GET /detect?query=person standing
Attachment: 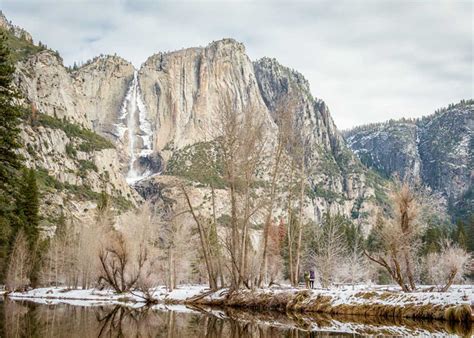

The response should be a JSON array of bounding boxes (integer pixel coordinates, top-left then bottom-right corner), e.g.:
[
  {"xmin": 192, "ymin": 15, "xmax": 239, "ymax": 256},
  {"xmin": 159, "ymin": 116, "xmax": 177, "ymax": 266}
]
[
  {"xmin": 304, "ymin": 271, "xmax": 310, "ymax": 288},
  {"xmin": 309, "ymin": 269, "xmax": 315, "ymax": 289}
]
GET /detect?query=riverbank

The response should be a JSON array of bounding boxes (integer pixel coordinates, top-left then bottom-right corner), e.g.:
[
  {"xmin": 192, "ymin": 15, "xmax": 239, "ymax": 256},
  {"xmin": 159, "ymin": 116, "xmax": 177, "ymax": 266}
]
[
  {"xmin": 5, "ymin": 297, "xmax": 472, "ymax": 337},
  {"xmin": 6, "ymin": 285, "xmax": 473, "ymax": 322},
  {"xmin": 192, "ymin": 287, "xmax": 473, "ymax": 323}
]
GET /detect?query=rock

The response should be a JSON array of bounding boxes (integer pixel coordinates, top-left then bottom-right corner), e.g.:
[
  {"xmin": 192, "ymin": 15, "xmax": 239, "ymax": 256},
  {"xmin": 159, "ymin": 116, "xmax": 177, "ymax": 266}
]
[
  {"xmin": 0, "ymin": 10, "xmax": 33, "ymax": 43},
  {"xmin": 254, "ymin": 57, "xmax": 378, "ymax": 228},
  {"xmin": 138, "ymin": 39, "xmax": 276, "ymax": 151},
  {"xmin": 73, "ymin": 55, "xmax": 135, "ymax": 137},
  {"xmin": 15, "ymin": 50, "xmax": 92, "ymax": 127},
  {"xmin": 344, "ymin": 100, "xmax": 473, "ymax": 221},
  {"xmin": 7, "ymin": 12, "xmax": 381, "ymax": 232}
]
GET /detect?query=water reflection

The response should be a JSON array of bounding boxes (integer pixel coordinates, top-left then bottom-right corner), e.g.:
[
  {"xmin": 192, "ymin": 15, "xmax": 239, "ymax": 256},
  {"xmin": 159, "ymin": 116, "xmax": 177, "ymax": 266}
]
[{"xmin": 0, "ymin": 298, "xmax": 471, "ymax": 337}]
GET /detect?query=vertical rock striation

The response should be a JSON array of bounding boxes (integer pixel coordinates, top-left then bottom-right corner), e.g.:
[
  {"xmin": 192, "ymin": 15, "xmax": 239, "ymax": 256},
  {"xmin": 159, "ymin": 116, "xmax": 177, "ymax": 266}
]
[{"xmin": 138, "ymin": 39, "xmax": 276, "ymax": 153}]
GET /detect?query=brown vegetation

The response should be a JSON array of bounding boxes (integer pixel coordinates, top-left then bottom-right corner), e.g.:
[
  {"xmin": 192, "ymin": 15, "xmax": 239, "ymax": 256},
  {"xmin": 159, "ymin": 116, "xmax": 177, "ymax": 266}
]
[{"xmin": 188, "ymin": 289, "xmax": 473, "ymax": 323}]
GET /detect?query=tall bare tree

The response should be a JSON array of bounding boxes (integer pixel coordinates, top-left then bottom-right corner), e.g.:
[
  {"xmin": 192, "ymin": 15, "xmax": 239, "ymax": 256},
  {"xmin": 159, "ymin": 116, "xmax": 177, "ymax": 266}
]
[
  {"xmin": 5, "ymin": 229, "xmax": 31, "ymax": 291},
  {"xmin": 181, "ymin": 185, "xmax": 219, "ymax": 290},
  {"xmin": 258, "ymin": 97, "xmax": 296, "ymax": 287},
  {"xmin": 214, "ymin": 95, "xmax": 266, "ymax": 290},
  {"xmin": 364, "ymin": 181, "xmax": 429, "ymax": 292},
  {"xmin": 278, "ymin": 105, "xmax": 308, "ymax": 287}
]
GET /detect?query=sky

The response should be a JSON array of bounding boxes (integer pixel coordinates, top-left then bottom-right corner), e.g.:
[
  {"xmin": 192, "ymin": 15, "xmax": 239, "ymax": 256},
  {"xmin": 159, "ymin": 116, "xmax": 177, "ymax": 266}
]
[{"xmin": 1, "ymin": 0, "xmax": 472, "ymax": 129}]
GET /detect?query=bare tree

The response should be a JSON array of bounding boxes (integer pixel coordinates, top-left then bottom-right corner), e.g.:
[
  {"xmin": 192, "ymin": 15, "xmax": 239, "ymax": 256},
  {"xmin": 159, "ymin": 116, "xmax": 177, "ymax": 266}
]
[
  {"xmin": 364, "ymin": 181, "xmax": 428, "ymax": 292},
  {"xmin": 160, "ymin": 205, "xmax": 192, "ymax": 291},
  {"xmin": 266, "ymin": 219, "xmax": 285, "ymax": 285},
  {"xmin": 340, "ymin": 233, "xmax": 369, "ymax": 288},
  {"xmin": 292, "ymin": 142, "xmax": 307, "ymax": 286},
  {"xmin": 6, "ymin": 230, "xmax": 31, "ymax": 291},
  {"xmin": 98, "ymin": 231, "xmax": 147, "ymax": 293},
  {"xmin": 425, "ymin": 240, "xmax": 472, "ymax": 292},
  {"xmin": 309, "ymin": 213, "xmax": 348, "ymax": 288},
  {"xmin": 258, "ymin": 96, "xmax": 296, "ymax": 287},
  {"xmin": 214, "ymin": 95, "xmax": 266, "ymax": 290},
  {"xmin": 98, "ymin": 203, "xmax": 161, "ymax": 294},
  {"xmin": 181, "ymin": 185, "xmax": 218, "ymax": 290},
  {"xmin": 274, "ymin": 101, "xmax": 308, "ymax": 287}
]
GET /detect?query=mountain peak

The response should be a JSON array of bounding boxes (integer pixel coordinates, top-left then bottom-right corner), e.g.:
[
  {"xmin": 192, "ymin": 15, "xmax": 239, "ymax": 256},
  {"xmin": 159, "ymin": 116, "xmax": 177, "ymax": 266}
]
[
  {"xmin": 206, "ymin": 38, "xmax": 245, "ymax": 51},
  {"xmin": 0, "ymin": 11, "xmax": 33, "ymax": 43}
]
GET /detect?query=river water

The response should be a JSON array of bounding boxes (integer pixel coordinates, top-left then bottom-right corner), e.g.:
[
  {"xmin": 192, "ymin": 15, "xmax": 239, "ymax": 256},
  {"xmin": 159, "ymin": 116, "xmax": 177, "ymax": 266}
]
[{"xmin": 0, "ymin": 299, "xmax": 470, "ymax": 337}]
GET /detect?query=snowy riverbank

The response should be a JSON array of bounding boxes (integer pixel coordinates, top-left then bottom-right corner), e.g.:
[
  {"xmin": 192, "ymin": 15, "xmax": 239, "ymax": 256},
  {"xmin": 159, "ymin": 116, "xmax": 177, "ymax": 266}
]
[{"xmin": 5, "ymin": 284, "xmax": 473, "ymax": 322}]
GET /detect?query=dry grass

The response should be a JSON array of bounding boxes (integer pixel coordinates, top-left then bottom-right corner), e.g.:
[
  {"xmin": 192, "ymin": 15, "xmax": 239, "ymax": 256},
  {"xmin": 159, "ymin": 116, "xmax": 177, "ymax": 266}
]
[
  {"xmin": 354, "ymin": 291, "xmax": 378, "ymax": 299},
  {"xmin": 190, "ymin": 289, "xmax": 473, "ymax": 324},
  {"xmin": 444, "ymin": 305, "xmax": 472, "ymax": 322},
  {"xmin": 202, "ymin": 301, "xmax": 474, "ymax": 336}
]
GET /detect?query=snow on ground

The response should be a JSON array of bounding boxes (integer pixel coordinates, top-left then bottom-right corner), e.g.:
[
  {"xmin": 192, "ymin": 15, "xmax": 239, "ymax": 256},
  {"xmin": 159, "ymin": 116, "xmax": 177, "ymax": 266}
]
[
  {"xmin": 5, "ymin": 284, "xmax": 473, "ymax": 308},
  {"xmin": 7, "ymin": 284, "xmax": 209, "ymax": 304},
  {"xmin": 311, "ymin": 285, "xmax": 473, "ymax": 307}
]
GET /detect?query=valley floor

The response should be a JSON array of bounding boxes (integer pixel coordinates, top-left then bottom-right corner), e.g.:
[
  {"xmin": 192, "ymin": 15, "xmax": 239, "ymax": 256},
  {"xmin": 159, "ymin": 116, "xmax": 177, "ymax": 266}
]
[{"xmin": 5, "ymin": 284, "xmax": 473, "ymax": 322}]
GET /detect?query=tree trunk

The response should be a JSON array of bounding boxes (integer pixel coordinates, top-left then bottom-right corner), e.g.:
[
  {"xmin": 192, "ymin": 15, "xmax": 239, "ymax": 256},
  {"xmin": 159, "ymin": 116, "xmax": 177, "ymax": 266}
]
[
  {"xmin": 211, "ymin": 185, "xmax": 225, "ymax": 288},
  {"xmin": 182, "ymin": 186, "xmax": 217, "ymax": 290},
  {"xmin": 293, "ymin": 158, "xmax": 305, "ymax": 286},
  {"xmin": 440, "ymin": 270, "xmax": 457, "ymax": 292},
  {"xmin": 168, "ymin": 248, "xmax": 173, "ymax": 291},
  {"xmin": 229, "ymin": 178, "xmax": 240, "ymax": 289},
  {"xmin": 258, "ymin": 141, "xmax": 284, "ymax": 287},
  {"xmin": 287, "ymin": 163, "xmax": 296, "ymax": 286}
]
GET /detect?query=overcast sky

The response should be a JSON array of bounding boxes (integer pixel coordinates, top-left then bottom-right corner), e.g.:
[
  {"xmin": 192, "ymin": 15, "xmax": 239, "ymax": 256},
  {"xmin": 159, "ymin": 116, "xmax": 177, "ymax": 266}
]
[{"xmin": 1, "ymin": 0, "xmax": 472, "ymax": 129}]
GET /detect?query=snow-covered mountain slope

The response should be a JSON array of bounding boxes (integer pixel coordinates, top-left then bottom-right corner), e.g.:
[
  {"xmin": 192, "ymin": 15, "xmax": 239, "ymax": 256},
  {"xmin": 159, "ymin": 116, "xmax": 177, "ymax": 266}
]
[{"xmin": 344, "ymin": 100, "xmax": 473, "ymax": 221}]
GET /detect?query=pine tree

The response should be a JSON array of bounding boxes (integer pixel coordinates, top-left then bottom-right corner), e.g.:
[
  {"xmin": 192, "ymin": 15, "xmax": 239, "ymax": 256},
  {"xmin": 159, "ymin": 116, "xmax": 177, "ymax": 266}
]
[
  {"xmin": 454, "ymin": 220, "xmax": 467, "ymax": 249},
  {"xmin": 17, "ymin": 168, "xmax": 40, "ymax": 246},
  {"xmin": 0, "ymin": 31, "xmax": 24, "ymax": 281},
  {"xmin": 16, "ymin": 168, "xmax": 41, "ymax": 286},
  {"xmin": 0, "ymin": 32, "xmax": 23, "ymax": 193},
  {"xmin": 467, "ymin": 215, "xmax": 474, "ymax": 253}
]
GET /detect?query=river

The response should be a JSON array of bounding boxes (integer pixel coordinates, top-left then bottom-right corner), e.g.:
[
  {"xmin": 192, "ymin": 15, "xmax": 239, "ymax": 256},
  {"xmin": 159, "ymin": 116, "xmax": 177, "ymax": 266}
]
[{"xmin": 0, "ymin": 299, "xmax": 470, "ymax": 337}]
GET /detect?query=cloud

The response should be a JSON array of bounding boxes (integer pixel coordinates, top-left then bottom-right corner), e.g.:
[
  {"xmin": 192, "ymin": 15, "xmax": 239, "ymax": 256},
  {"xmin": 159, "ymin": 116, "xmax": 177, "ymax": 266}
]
[{"xmin": 1, "ymin": 0, "xmax": 472, "ymax": 129}]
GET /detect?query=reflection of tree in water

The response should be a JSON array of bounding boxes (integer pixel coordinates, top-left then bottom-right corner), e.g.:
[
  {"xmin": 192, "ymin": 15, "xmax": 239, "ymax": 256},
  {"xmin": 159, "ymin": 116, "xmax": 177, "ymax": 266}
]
[
  {"xmin": 220, "ymin": 307, "xmax": 473, "ymax": 337},
  {"xmin": 3, "ymin": 299, "xmax": 48, "ymax": 337},
  {"xmin": 97, "ymin": 306, "xmax": 135, "ymax": 337},
  {"xmin": 97, "ymin": 305, "xmax": 175, "ymax": 337},
  {"xmin": 3, "ymin": 299, "xmax": 100, "ymax": 337},
  {"xmin": 1, "ymin": 300, "xmax": 472, "ymax": 337}
]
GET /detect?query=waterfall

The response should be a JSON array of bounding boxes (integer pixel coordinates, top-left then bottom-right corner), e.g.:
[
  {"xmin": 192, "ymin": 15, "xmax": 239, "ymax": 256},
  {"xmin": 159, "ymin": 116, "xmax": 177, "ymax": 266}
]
[{"xmin": 116, "ymin": 70, "xmax": 153, "ymax": 184}]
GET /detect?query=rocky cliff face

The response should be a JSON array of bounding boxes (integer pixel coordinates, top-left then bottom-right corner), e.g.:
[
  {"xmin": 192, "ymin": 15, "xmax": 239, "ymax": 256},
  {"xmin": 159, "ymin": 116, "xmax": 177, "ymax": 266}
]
[
  {"xmin": 344, "ymin": 100, "xmax": 473, "ymax": 221},
  {"xmin": 138, "ymin": 39, "xmax": 275, "ymax": 154},
  {"xmin": 135, "ymin": 53, "xmax": 379, "ymax": 229},
  {"xmin": 253, "ymin": 58, "xmax": 377, "ymax": 223},
  {"xmin": 19, "ymin": 121, "xmax": 139, "ymax": 234},
  {"xmin": 73, "ymin": 56, "xmax": 135, "ymax": 137},
  {"xmin": 5, "ymin": 15, "xmax": 382, "ymax": 232},
  {"xmin": 15, "ymin": 51, "xmax": 135, "ymax": 134},
  {"xmin": 9, "ymin": 35, "xmax": 140, "ymax": 225},
  {"xmin": 0, "ymin": 11, "xmax": 32, "ymax": 43},
  {"xmin": 344, "ymin": 121, "xmax": 422, "ymax": 182},
  {"xmin": 15, "ymin": 51, "xmax": 92, "ymax": 127}
]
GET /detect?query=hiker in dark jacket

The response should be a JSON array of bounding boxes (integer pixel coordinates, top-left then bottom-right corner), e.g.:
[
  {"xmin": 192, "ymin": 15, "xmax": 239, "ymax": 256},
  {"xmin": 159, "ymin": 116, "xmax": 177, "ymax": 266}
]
[{"xmin": 309, "ymin": 270, "xmax": 315, "ymax": 289}]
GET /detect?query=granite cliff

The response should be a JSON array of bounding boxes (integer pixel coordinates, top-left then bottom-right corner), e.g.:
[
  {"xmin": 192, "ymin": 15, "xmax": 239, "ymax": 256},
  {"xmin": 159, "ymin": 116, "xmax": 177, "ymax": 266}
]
[
  {"xmin": 344, "ymin": 101, "xmax": 473, "ymax": 222},
  {"xmin": 4, "ymin": 15, "xmax": 386, "ymax": 232}
]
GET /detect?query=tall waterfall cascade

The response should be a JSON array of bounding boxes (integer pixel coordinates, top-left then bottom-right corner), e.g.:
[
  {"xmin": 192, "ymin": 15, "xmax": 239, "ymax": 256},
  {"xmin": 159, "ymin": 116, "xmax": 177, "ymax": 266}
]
[{"xmin": 116, "ymin": 70, "xmax": 153, "ymax": 184}]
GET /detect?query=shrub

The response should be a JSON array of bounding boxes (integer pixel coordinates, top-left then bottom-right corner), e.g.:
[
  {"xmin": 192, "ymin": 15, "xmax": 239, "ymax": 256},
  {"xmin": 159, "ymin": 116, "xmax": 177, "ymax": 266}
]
[
  {"xmin": 77, "ymin": 159, "xmax": 98, "ymax": 178},
  {"xmin": 65, "ymin": 143, "xmax": 77, "ymax": 158}
]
